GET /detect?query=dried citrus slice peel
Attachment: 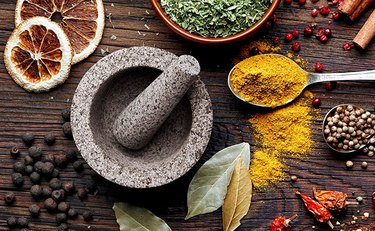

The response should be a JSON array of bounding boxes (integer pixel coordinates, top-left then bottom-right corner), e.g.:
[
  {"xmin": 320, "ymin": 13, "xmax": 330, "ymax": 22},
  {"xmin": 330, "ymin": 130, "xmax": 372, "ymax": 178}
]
[
  {"xmin": 15, "ymin": 0, "xmax": 105, "ymax": 64},
  {"xmin": 4, "ymin": 17, "xmax": 73, "ymax": 92}
]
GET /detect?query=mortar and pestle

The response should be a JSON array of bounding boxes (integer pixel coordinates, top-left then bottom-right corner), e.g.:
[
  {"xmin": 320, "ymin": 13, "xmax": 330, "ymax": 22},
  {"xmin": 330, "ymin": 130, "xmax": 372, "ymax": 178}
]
[{"xmin": 71, "ymin": 47, "xmax": 213, "ymax": 188}]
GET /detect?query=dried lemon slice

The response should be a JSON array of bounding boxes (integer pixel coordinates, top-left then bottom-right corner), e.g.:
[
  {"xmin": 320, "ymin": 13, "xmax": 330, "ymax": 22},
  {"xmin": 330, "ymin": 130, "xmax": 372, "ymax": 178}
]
[
  {"xmin": 4, "ymin": 17, "xmax": 73, "ymax": 92},
  {"xmin": 15, "ymin": 0, "xmax": 105, "ymax": 64}
]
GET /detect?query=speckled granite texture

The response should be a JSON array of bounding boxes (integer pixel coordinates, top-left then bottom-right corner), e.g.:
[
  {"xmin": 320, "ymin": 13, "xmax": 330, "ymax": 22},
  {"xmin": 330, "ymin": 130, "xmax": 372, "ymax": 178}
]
[
  {"xmin": 113, "ymin": 55, "xmax": 200, "ymax": 150},
  {"xmin": 71, "ymin": 47, "xmax": 213, "ymax": 188}
]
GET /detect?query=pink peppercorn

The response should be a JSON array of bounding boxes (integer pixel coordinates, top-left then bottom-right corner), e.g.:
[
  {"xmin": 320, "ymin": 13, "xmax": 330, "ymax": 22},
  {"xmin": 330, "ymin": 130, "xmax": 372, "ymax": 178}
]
[
  {"xmin": 342, "ymin": 43, "xmax": 353, "ymax": 51},
  {"xmin": 312, "ymin": 98, "xmax": 321, "ymax": 108},
  {"xmin": 320, "ymin": 6, "xmax": 330, "ymax": 16},
  {"xmin": 312, "ymin": 8, "xmax": 319, "ymax": 17}
]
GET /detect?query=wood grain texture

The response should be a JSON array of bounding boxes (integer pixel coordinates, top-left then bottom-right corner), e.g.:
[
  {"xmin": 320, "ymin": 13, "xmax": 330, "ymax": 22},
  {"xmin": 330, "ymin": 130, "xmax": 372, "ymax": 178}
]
[{"xmin": 0, "ymin": 0, "xmax": 374, "ymax": 230}]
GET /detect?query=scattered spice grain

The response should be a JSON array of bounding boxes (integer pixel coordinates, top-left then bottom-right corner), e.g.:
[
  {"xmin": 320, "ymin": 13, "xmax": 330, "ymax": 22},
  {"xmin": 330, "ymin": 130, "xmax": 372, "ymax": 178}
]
[
  {"xmin": 10, "ymin": 146, "xmax": 20, "ymax": 159},
  {"xmin": 5, "ymin": 192, "xmax": 15, "ymax": 205},
  {"xmin": 44, "ymin": 133, "xmax": 56, "ymax": 145},
  {"xmin": 21, "ymin": 133, "xmax": 34, "ymax": 145},
  {"xmin": 7, "ymin": 216, "xmax": 17, "ymax": 227},
  {"xmin": 11, "ymin": 173, "xmax": 24, "ymax": 186},
  {"xmin": 29, "ymin": 204, "xmax": 41, "ymax": 217}
]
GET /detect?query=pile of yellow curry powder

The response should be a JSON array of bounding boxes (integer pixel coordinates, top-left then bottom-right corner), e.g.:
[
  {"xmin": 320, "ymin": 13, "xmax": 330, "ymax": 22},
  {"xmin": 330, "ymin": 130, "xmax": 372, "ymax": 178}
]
[{"xmin": 249, "ymin": 92, "xmax": 315, "ymax": 189}]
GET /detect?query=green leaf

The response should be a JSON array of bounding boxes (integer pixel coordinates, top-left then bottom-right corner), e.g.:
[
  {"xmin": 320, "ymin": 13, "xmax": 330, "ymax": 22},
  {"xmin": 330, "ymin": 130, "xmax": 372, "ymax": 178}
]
[
  {"xmin": 113, "ymin": 202, "xmax": 172, "ymax": 231},
  {"xmin": 185, "ymin": 143, "xmax": 251, "ymax": 220}
]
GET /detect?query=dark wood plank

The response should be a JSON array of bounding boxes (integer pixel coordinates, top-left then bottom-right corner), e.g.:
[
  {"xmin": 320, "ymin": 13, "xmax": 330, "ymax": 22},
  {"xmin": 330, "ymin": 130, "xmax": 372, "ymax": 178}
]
[{"xmin": 0, "ymin": 0, "xmax": 374, "ymax": 230}]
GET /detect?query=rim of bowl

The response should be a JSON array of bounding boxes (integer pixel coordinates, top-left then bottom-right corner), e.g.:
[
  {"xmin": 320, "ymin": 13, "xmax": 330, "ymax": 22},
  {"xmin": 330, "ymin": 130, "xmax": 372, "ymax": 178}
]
[{"xmin": 150, "ymin": 0, "xmax": 281, "ymax": 44}]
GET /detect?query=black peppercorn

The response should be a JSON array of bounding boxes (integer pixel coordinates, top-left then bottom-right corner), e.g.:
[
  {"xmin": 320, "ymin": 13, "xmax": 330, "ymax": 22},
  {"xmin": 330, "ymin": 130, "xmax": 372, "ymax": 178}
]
[
  {"xmin": 17, "ymin": 217, "xmax": 29, "ymax": 228},
  {"xmin": 67, "ymin": 208, "xmax": 78, "ymax": 219},
  {"xmin": 7, "ymin": 216, "xmax": 17, "ymax": 227},
  {"xmin": 42, "ymin": 162, "xmax": 55, "ymax": 176},
  {"xmin": 30, "ymin": 185, "xmax": 42, "ymax": 199},
  {"xmin": 250, "ymin": 47, "xmax": 260, "ymax": 56},
  {"xmin": 57, "ymin": 223, "xmax": 68, "ymax": 231},
  {"xmin": 10, "ymin": 146, "xmax": 20, "ymax": 159},
  {"xmin": 61, "ymin": 109, "xmax": 71, "ymax": 122},
  {"xmin": 83, "ymin": 210, "xmax": 93, "ymax": 221},
  {"xmin": 73, "ymin": 160, "xmax": 84, "ymax": 172},
  {"xmin": 21, "ymin": 133, "xmax": 34, "ymax": 146},
  {"xmin": 33, "ymin": 161, "xmax": 44, "ymax": 173},
  {"xmin": 24, "ymin": 165, "xmax": 33, "ymax": 175},
  {"xmin": 85, "ymin": 179, "xmax": 97, "ymax": 194},
  {"xmin": 62, "ymin": 181, "xmax": 75, "ymax": 194},
  {"xmin": 4, "ymin": 192, "xmax": 15, "ymax": 205},
  {"xmin": 41, "ymin": 185, "xmax": 53, "ymax": 198},
  {"xmin": 49, "ymin": 178, "xmax": 62, "ymax": 190},
  {"xmin": 77, "ymin": 187, "xmax": 88, "ymax": 200},
  {"xmin": 52, "ymin": 190, "xmax": 65, "ymax": 202},
  {"xmin": 42, "ymin": 153, "xmax": 55, "ymax": 164},
  {"xmin": 29, "ymin": 204, "xmax": 40, "ymax": 217},
  {"xmin": 65, "ymin": 149, "xmax": 77, "ymax": 162},
  {"xmin": 11, "ymin": 173, "xmax": 23, "ymax": 186},
  {"xmin": 44, "ymin": 198, "xmax": 57, "ymax": 211},
  {"xmin": 24, "ymin": 155, "xmax": 34, "ymax": 165},
  {"xmin": 57, "ymin": 201, "xmax": 70, "ymax": 213},
  {"xmin": 62, "ymin": 122, "xmax": 72, "ymax": 138},
  {"xmin": 55, "ymin": 154, "xmax": 68, "ymax": 167},
  {"xmin": 56, "ymin": 213, "xmax": 67, "ymax": 224},
  {"xmin": 44, "ymin": 133, "xmax": 56, "ymax": 145},
  {"xmin": 52, "ymin": 168, "xmax": 60, "ymax": 178},
  {"xmin": 13, "ymin": 161, "xmax": 25, "ymax": 173},
  {"xmin": 28, "ymin": 146, "xmax": 43, "ymax": 160},
  {"xmin": 30, "ymin": 172, "xmax": 41, "ymax": 184}
]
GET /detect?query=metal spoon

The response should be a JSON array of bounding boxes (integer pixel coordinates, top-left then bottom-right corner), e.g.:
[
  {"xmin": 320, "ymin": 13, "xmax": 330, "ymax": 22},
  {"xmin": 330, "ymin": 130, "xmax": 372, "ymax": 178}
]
[
  {"xmin": 322, "ymin": 104, "xmax": 375, "ymax": 154},
  {"xmin": 228, "ymin": 54, "xmax": 375, "ymax": 108}
]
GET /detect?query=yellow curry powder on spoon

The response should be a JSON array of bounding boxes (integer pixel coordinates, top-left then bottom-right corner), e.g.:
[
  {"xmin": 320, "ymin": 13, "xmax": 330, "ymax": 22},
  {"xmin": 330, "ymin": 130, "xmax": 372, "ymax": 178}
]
[
  {"xmin": 230, "ymin": 54, "xmax": 308, "ymax": 108},
  {"xmin": 249, "ymin": 92, "xmax": 314, "ymax": 189}
]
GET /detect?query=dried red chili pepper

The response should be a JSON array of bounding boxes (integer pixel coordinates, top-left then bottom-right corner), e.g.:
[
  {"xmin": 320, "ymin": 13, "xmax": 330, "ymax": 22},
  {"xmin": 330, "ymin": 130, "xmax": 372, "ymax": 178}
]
[
  {"xmin": 269, "ymin": 214, "xmax": 298, "ymax": 231},
  {"xmin": 296, "ymin": 191, "xmax": 334, "ymax": 229},
  {"xmin": 313, "ymin": 187, "xmax": 358, "ymax": 212}
]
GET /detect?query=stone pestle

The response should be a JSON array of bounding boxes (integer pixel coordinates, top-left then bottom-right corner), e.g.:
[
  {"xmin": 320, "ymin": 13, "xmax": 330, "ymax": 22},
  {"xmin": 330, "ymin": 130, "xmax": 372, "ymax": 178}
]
[{"xmin": 113, "ymin": 55, "xmax": 200, "ymax": 150}]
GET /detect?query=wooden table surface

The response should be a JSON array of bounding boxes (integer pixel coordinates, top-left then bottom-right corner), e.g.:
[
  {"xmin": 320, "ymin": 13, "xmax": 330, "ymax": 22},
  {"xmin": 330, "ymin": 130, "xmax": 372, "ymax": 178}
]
[{"xmin": 0, "ymin": 0, "xmax": 374, "ymax": 230}]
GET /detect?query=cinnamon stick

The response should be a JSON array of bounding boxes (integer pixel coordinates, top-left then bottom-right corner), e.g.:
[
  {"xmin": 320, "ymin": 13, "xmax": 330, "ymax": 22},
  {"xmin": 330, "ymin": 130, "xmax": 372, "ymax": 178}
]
[
  {"xmin": 338, "ymin": 0, "xmax": 362, "ymax": 15},
  {"xmin": 353, "ymin": 10, "xmax": 375, "ymax": 49},
  {"xmin": 349, "ymin": 0, "xmax": 374, "ymax": 21}
]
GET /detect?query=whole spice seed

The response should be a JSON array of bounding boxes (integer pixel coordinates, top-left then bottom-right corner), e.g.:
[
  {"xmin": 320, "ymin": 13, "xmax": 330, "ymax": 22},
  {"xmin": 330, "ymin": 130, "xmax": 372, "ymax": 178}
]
[
  {"xmin": 285, "ymin": 32, "xmax": 293, "ymax": 41},
  {"xmin": 45, "ymin": 198, "xmax": 57, "ymax": 211},
  {"xmin": 320, "ymin": 6, "xmax": 330, "ymax": 15},
  {"xmin": 361, "ymin": 161, "xmax": 368, "ymax": 169},
  {"xmin": 57, "ymin": 223, "xmax": 68, "ymax": 231},
  {"xmin": 332, "ymin": 11, "xmax": 341, "ymax": 20},
  {"xmin": 61, "ymin": 109, "xmax": 71, "ymax": 122},
  {"xmin": 296, "ymin": 191, "xmax": 334, "ymax": 228},
  {"xmin": 30, "ymin": 172, "xmax": 41, "ymax": 184},
  {"xmin": 284, "ymin": 0, "xmax": 292, "ymax": 4},
  {"xmin": 68, "ymin": 208, "xmax": 78, "ymax": 219},
  {"xmin": 10, "ymin": 146, "xmax": 20, "ymax": 159},
  {"xmin": 52, "ymin": 190, "xmax": 65, "ymax": 202},
  {"xmin": 17, "ymin": 217, "xmax": 29, "ymax": 228},
  {"xmin": 42, "ymin": 185, "xmax": 53, "ymax": 198},
  {"xmin": 24, "ymin": 155, "xmax": 33, "ymax": 165},
  {"xmin": 5, "ymin": 192, "xmax": 15, "ymax": 205},
  {"xmin": 346, "ymin": 160, "xmax": 354, "ymax": 168},
  {"xmin": 11, "ymin": 173, "xmax": 24, "ymax": 186},
  {"xmin": 312, "ymin": 98, "xmax": 321, "ymax": 108},
  {"xmin": 62, "ymin": 181, "xmax": 75, "ymax": 194},
  {"xmin": 315, "ymin": 62, "xmax": 324, "ymax": 72},
  {"xmin": 28, "ymin": 146, "xmax": 43, "ymax": 160},
  {"xmin": 34, "ymin": 161, "xmax": 44, "ymax": 173},
  {"xmin": 312, "ymin": 8, "xmax": 319, "ymax": 17},
  {"xmin": 343, "ymin": 43, "xmax": 353, "ymax": 51},
  {"xmin": 44, "ymin": 133, "xmax": 56, "ymax": 145},
  {"xmin": 292, "ymin": 42, "xmax": 301, "ymax": 52},
  {"xmin": 320, "ymin": 34, "xmax": 329, "ymax": 43},
  {"xmin": 160, "ymin": 0, "xmax": 271, "ymax": 38},
  {"xmin": 42, "ymin": 153, "xmax": 55, "ymax": 164},
  {"xmin": 57, "ymin": 202, "xmax": 70, "ymax": 213},
  {"xmin": 83, "ymin": 210, "xmax": 93, "ymax": 221},
  {"xmin": 56, "ymin": 213, "xmax": 67, "ymax": 224},
  {"xmin": 304, "ymin": 27, "xmax": 314, "ymax": 37},
  {"xmin": 62, "ymin": 122, "xmax": 72, "ymax": 138},
  {"xmin": 65, "ymin": 149, "xmax": 77, "ymax": 162},
  {"xmin": 30, "ymin": 185, "xmax": 42, "ymax": 199},
  {"xmin": 55, "ymin": 154, "xmax": 68, "ymax": 167},
  {"xmin": 13, "ymin": 161, "xmax": 25, "ymax": 173},
  {"xmin": 25, "ymin": 165, "xmax": 33, "ymax": 175},
  {"xmin": 52, "ymin": 169, "xmax": 60, "ymax": 178},
  {"xmin": 77, "ymin": 187, "xmax": 88, "ymax": 200},
  {"xmin": 292, "ymin": 29, "xmax": 299, "ymax": 38},
  {"xmin": 73, "ymin": 160, "xmax": 84, "ymax": 172},
  {"xmin": 356, "ymin": 196, "xmax": 363, "ymax": 202},
  {"xmin": 7, "ymin": 216, "xmax": 17, "ymax": 227},
  {"xmin": 298, "ymin": 0, "xmax": 306, "ymax": 5},
  {"xmin": 313, "ymin": 187, "xmax": 358, "ymax": 212},
  {"xmin": 21, "ymin": 133, "xmax": 34, "ymax": 145},
  {"xmin": 49, "ymin": 178, "xmax": 62, "ymax": 190},
  {"xmin": 29, "ymin": 204, "xmax": 41, "ymax": 217},
  {"xmin": 42, "ymin": 162, "xmax": 55, "ymax": 176},
  {"xmin": 269, "ymin": 214, "xmax": 298, "ymax": 231}
]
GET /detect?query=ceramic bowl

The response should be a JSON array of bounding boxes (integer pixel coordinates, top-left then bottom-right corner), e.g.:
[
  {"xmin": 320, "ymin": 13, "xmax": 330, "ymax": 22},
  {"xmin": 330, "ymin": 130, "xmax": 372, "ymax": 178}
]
[
  {"xmin": 71, "ymin": 47, "xmax": 213, "ymax": 188},
  {"xmin": 150, "ymin": 0, "xmax": 281, "ymax": 44}
]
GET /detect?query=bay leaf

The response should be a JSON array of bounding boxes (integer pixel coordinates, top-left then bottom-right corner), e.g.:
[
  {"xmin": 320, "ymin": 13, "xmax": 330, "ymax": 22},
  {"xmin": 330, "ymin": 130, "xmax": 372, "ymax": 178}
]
[
  {"xmin": 113, "ymin": 202, "xmax": 172, "ymax": 231},
  {"xmin": 186, "ymin": 142, "xmax": 251, "ymax": 219},
  {"xmin": 222, "ymin": 157, "xmax": 253, "ymax": 231}
]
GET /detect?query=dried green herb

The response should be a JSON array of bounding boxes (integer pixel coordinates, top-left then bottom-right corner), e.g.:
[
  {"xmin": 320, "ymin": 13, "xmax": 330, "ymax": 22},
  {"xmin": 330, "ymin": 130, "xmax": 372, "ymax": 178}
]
[{"xmin": 161, "ymin": 0, "xmax": 271, "ymax": 38}]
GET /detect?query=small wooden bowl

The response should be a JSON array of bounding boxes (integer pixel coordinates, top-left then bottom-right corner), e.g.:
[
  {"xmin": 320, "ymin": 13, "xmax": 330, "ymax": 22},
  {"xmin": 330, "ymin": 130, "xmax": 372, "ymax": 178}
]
[{"xmin": 150, "ymin": 0, "xmax": 281, "ymax": 44}]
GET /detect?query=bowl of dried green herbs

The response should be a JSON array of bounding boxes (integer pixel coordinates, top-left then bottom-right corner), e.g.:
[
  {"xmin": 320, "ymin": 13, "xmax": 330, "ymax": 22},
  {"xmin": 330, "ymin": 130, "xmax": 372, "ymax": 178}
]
[{"xmin": 151, "ymin": 0, "xmax": 280, "ymax": 44}]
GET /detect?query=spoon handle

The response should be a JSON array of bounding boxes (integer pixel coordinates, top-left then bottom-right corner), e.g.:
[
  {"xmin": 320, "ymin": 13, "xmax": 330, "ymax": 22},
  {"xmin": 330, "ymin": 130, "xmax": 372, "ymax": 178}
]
[{"xmin": 308, "ymin": 70, "xmax": 375, "ymax": 85}]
